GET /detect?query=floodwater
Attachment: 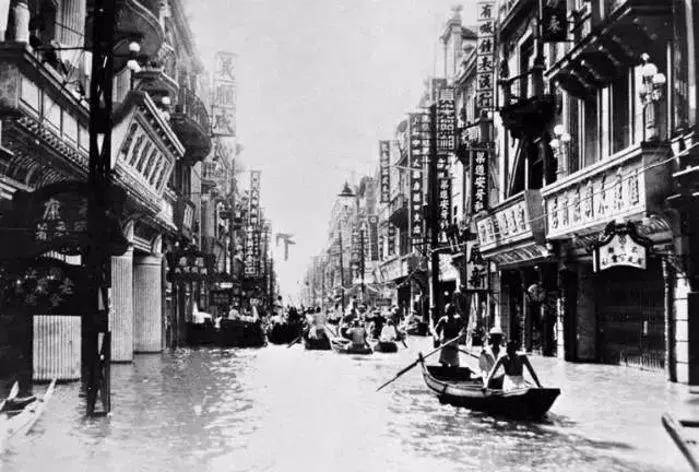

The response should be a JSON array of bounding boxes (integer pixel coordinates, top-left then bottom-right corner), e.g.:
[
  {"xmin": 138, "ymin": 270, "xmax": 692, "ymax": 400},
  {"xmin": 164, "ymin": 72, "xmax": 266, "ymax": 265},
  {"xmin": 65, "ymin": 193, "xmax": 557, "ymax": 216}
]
[{"xmin": 1, "ymin": 336, "xmax": 696, "ymax": 472}]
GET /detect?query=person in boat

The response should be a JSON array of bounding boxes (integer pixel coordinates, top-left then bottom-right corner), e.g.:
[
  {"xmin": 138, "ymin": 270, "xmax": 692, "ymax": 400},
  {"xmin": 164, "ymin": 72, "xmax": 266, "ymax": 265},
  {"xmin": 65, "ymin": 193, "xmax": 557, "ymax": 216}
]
[
  {"xmin": 308, "ymin": 308, "xmax": 329, "ymax": 341},
  {"xmin": 478, "ymin": 326, "xmax": 505, "ymax": 388},
  {"xmin": 432, "ymin": 304, "xmax": 465, "ymax": 368},
  {"xmin": 228, "ymin": 305, "xmax": 241, "ymax": 320},
  {"xmin": 379, "ymin": 319, "xmax": 398, "ymax": 343},
  {"xmin": 347, "ymin": 319, "xmax": 369, "ymax": 350},
  {"xmin": 368, "ymin": 310, "xmax": 384, "ymax": 339},
  {"xmin": 485, "ymin": 340, "xmax": 543, "ymax": 392}
]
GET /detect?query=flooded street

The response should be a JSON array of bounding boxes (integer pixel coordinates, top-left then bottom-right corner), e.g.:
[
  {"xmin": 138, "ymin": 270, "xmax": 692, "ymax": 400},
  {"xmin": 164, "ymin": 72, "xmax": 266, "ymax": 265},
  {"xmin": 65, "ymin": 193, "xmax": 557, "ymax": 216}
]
[{"xmin": 1, "ymin": 336, "xmax": 695, "ymax": 472}]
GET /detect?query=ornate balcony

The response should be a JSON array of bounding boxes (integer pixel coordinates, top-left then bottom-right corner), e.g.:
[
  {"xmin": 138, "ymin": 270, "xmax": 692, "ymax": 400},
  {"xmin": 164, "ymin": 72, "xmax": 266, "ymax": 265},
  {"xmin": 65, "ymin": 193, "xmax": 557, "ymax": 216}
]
[
  {"xmin": 86, "ymin": 0, "xmax": 165, "ymax": 71},
  {"xmin": 541, "ymin": 142, "xmax": 672, "ymax": 241},
  {"xmin": 475, "ymin": 190, "xmax": 549, "ymax": 266},
  {"xmin": 170, "ymin": 86, "xmax": 212, "ymax": 163},
  {"xmin": 547, "ymin": 0, "xmax": 672, "ymax": 100}
]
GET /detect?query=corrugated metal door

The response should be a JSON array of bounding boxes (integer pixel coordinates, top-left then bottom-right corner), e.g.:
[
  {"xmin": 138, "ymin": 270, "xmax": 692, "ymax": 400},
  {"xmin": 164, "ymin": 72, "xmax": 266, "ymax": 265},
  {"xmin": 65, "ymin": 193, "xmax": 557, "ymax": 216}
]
[{"xmin": 33, "ymin": 315, "xmax": 81, "ymax": 381}]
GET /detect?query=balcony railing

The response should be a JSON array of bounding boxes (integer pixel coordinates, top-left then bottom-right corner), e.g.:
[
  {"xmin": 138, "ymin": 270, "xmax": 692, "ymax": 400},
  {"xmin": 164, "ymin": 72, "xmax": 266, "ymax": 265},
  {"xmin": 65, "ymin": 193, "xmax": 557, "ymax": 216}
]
[
  {"xmin": 175, "ymin": 86, "xmax": 211, "ymax": 134},
  {"xmin": 171, "ymin": 86, "xmax": 212, "ymax": 162}
]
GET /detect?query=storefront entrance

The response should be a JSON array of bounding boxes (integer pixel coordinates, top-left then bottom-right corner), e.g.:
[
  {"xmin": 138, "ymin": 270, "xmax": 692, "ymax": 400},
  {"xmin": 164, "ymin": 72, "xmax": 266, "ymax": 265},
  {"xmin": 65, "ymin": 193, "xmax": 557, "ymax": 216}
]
[{"xmin": 595, "ymin": 259, "xmax": 664, "ymax": 371}]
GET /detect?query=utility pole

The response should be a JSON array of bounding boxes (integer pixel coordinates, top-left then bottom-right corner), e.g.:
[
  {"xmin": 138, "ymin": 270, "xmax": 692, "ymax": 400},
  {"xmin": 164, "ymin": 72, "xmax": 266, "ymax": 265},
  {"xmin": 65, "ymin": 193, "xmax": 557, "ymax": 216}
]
[
  {"xmin": 427, "ymin": 103, "xmax": 441, "ymax": 324},
  {"xmin": 360, "ymin": 224, "xmax": 366, "ymax": 303},
  {"xmin": 86, "ymin": 0, "xmax": 117, "ymax": 416},
  {"xmin": 338, "ymin": 228, "xmax": 345, "ymax": 312}
]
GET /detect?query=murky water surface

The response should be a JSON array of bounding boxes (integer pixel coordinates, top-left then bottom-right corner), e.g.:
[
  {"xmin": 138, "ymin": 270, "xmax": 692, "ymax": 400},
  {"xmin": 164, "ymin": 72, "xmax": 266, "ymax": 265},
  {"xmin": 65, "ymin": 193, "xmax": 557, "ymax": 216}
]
[{"xmin": 1, "ymin": 336, "xmax": 696, "ymax": 471}]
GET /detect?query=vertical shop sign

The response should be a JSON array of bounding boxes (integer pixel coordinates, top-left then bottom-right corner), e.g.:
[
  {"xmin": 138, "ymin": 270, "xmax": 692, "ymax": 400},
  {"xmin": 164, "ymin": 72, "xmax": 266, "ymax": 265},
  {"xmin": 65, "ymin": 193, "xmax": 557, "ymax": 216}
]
[
  {"xmin": 476, "ymin": 2, "xmax": 496, "ymax": 116},
  {"xmin": 409, "ymin": 112, "xmax": 429, "ymax": 247},
  {"xmin": 387, "ymin": 223, "xmax": 396, "ymax": 256},
  {"xmin": 470, "ymin": 148, "xmax": 489, "ymax": 213},
  {"xmin": 437, "ymin": 154, "xmax": 452, "ymax": 241},
  {"xmin": 245, "ymin": 171, "xmax": 262, "ymax": 277},
  {"xmin": 368, "ymin": 215, "xmax": 379, "ymax": 261},
  {"xmin": 436, "ymin": 86, "xmax": 457, "ymax": 154},
  {"xmin": 212, "ymin": 51, "xmax": 237, "ymax": 137},
  {"xmin": 379, "ymin": 141, "xmax": 391, "ymax": 203},
  {"xmin": 541, "ymin": 0, "xmax": 568, "ymax": 42},
  {"xmin": 464, "ymin": 242, "xmax": 489, "ymax": 291}
]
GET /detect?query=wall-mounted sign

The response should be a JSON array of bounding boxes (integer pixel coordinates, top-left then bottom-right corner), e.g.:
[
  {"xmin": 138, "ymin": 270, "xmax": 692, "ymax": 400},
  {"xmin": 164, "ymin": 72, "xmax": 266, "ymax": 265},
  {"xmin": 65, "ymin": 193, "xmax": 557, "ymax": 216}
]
[
  {"xmin": 212, "ymin": 51, "xmax": 237, "ymax": 137},
  {"xmin": 0, "ymin": 181, "xmax": 127, "ymax": 259},
  {"xmin": 245, "ymin": 171, "xmax": 262, "ymax": 278},
  {"xmin": 387, "ymin": 223, "xmax": 396, "ymax": 256},
  {"xmin": 592, "ymin": 222, "xmax": 651, "ymax": 273},
  {"xmin": 436, "ymin": 86, "xmax": 456, "ymax": 154},
  {"xmin": 464, "ymin": 242, "xmax": 489, "ymax": 291},
  {"xmin": 476, "ymin": 1, "xmax": 496, "ymax": 115},
  {"xmin": 470, "ymin": 148, "xmax": 489, "ymax": 214},
  {"xmin": 379, "ymin": 141, "xmax": 391, "ymax": 203},
  {"xmin": 167, "ymin": 250, "xmax": 215, "ymax": 282},
  {"xmin": 409, "ymin": 113, "xmax": 429, "ymax": 246},
  {"xmin": 368, "ymin": 215, "xmax": 379, "ymax": 261},
  {"xmin": 210, "ymin": 289, "xmax": 234, "ymax": 307}
]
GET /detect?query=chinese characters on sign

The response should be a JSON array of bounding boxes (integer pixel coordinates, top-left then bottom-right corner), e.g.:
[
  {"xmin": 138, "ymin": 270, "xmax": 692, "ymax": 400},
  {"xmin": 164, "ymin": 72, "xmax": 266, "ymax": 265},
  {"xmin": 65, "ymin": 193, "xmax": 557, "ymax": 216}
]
[
  {"xmin": 379, "ymin": 141, "xmax": 391, "ymax": 203},
  {"xmin": 592, "ymin": 223, "xmax": 650, "ymax": 273},
  {"xmin": 476, "ymin": 1, "xmax": 496, "ymax": 116},
  {"xmin": 436, "ymin": 86, "xmax": 456, "ymax": 154},
  {"xmin": 470, "ymin": 148, "xmax": 489, "ymax": 214},
  {"xmin": 212, "ymin": 51, "xmax": 237, "ymax": 137},
  {"xmin": 387, "ymin": 223, "xmax": 396, "ymax": 256},
  {"xmin": 437, "ymin": 154, "xmax": 452, "ymax": 242},
  {"xmin": 409, "ymin": 113, "xmax": 429, "ymax": 247},
  {"xmin": 464, "ymin": 242, "xmax": 489, "ymax": 291},
  {"xmin": 541, "ymin": 0, "xmax": 568, "ymax": 43},
  {"xmin": 368, "ymin": 215, "xmax": 379, "ymax": 261},
  {"xmin": 245, "ymin": 171, "xmax": 262, "ymax": 278},
  {"xmin": 168, "ymin": 250, "xmax": 215, "ymax": 282}
]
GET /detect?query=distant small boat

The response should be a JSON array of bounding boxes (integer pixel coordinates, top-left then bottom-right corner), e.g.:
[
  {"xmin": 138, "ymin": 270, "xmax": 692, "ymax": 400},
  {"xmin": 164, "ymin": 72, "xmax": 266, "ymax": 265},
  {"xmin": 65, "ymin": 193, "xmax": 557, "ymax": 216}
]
[
  {"xmin": 331, "ymin": 338, "xmax": 373, "ymax": 355},
  {"xmin": 303, "ymin": 331, "xmax": 332, "ymax": 351},
  {"xmin": 217, "ymin": 319, "xmax": 266, "ymax": 348},
  {"xmin": 372, "ymin": 340, "xmax": 398, "ymax": 353},
  {"xmin": 662, "ymin": 413, "xmax": 699, "ymax": 471},
  {"xmin": 187, "ymin": 305, "xmax": 217, "ymax": 345},
  {"xmin": 0, "ymin": 379, "xmax": 56, "ymax": 448},
  {"xmin": 267, "ymin": 321, "xmax": 303, "ymax": 345},
  {"xmin": 419, "ymin": 360, "xmax": 559, "ymax": 419}
]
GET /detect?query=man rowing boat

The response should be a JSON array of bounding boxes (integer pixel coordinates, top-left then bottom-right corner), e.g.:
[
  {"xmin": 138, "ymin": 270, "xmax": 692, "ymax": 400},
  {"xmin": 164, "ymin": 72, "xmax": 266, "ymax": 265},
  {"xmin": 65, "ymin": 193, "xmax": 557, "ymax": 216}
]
[
  {"xmin": 485, "ymin": 341, "xmax": 543, "ymax": 392},
  {"xmin": 478, "ymin": 326, "xmax": 505, "ymax": 388},
  {"xmin": 432, "ymin": 304, "xmax": 464, "ymax": 367}
]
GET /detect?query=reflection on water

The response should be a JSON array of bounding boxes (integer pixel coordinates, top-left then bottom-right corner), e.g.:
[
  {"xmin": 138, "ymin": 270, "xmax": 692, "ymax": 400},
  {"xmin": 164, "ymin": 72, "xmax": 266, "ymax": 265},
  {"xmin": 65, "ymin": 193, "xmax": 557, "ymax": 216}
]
[{"xmin": 0, "ymin": 337, "xmax": 694, "ymax": 472}]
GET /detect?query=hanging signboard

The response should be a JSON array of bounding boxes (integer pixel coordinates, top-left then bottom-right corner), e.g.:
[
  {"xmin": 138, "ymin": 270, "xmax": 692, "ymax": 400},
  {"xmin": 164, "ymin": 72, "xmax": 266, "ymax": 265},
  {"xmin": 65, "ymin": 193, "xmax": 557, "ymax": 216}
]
[
  {"xmin": 379, "ymin": 141, "xmax": 391, "ymax": 204},
  {"xmin": 476, "ymin": 1, "xmax": 496, "ymax": 116},
  {"xmin": 470, "ymin": 147, "xmax": 490, "ymax": 214},
  {"xmin": 436, "ymin": 86, "xmax": 457, "ymax": 154},
  {"xmin": 409, "ymin": 112, "xmax": 429, "ymax": 247},
  {"xmin": 387, "ymin": 223, "xmax": 396, "ymax": 256},
  {"xmin": 244, "ymin": 171, "xmax": 262, "ymax": 278},
  {"xmin": 212, "ymin": 51, "xmax": 237, "ymax": 137},
  {"xmin": 210, "ymin": 289, "xmax": 234, "ymax": 308},
  {"xmin": 541, "ymin": 0, "xmax": 568, "ymax": 42},
  {"xmin": 368, "ymin": 215, "xmax": 379, "ymax": 261},
  {"xmin": 592, "ymin": 222, "xmax": 651, "ymax": 273},
  {"xmin": 464, "ymin": 242, "xmax": 489, "ymax": 291},
  {"xmin": 437, "ymin": 154, "xmax": 452, "ymax": 242}
]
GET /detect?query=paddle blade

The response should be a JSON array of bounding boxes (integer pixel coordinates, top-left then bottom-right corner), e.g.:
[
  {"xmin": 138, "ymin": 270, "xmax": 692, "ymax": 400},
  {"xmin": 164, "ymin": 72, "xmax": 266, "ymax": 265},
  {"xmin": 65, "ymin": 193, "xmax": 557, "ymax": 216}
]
[{"xmin": 375, "ymin": 359, "xmax": 418, "ymax": 392}]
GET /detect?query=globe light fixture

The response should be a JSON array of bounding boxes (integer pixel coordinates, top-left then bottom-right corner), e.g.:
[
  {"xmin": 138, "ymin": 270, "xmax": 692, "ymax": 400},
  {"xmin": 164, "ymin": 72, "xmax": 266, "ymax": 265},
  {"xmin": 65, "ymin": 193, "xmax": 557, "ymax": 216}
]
[{"xmin": 128, "ymin": 41, "xmax": 141, "ymax": 54}]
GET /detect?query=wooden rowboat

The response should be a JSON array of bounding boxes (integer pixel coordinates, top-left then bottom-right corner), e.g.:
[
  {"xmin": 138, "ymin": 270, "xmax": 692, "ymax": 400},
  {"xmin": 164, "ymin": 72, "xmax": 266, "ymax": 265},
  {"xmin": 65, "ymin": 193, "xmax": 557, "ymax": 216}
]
[
  {"xmin": 662, "ymin": 413, "xmax": 699, "ymax": 470},
  {"xmin": 303, "ymin": 332, "xmax": 332, "ymax": 350},
  {"xmin": 419, "ymin": 360, "xmax": 559, "ymax": 419},
  {"xmin": 268, "ymin": 322, "xmax": 303, "ymax": 345},
  {"xmin": 0, "ymin": 379, "xmax": 57, "ymax": 448},
  {"xmin": 371, "ymin": 340, "xmax": 398, "ymax": 353},
  {"xmin": 331, "ymin": 338, "xmax": 373, "ymax": 355},
  {"xmin": 217, "ymin": 319, "xmax": 267, "ymax": 348}
]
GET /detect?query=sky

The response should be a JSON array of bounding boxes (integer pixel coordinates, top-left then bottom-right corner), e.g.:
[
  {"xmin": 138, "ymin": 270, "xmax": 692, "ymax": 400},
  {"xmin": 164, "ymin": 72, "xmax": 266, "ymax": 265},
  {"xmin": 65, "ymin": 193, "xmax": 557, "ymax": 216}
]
[{"xmin": 188, "ymin": 0, "xmax": 477, "ymax": 300}]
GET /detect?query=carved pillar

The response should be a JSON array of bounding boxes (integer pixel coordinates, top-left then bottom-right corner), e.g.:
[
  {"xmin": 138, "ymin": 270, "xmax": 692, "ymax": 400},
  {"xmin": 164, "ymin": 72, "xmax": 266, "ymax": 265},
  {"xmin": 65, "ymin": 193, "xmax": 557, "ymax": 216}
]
[
  {"xmin": 133, "ymin": 254, "xmax": 163, "ymax": 352},
  {"xmin": 13, "ymin": 0, "xmax": 29, "ymax": 43},
  {"xmin": 663, "ymin": 258, "xmax": 677, "ymax": 382},
  {"xmin": 110, "ymin": 248, "xmax": 134, "ymax": 362}
]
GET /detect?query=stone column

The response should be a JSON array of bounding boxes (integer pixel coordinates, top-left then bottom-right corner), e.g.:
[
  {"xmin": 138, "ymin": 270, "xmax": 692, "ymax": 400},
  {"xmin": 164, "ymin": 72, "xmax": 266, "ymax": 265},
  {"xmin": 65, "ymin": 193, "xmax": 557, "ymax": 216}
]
[
  {"xmin": 133, "ymin": 254, "xmax": 163, "ymax": 353},
  {"xmin": 576, "ymin": 263, "xmax": 597, "ymax": 361},
  {"xmin": 110, "ymin": 249, "xmax": 134, "ymax": 362},
  {"xmin": 13, "ymin": 0, "xmax": 29, "ymax": 43},
  {"xmin": 59, "ymin": 0, "xmax": 86, "ymax": 51}
]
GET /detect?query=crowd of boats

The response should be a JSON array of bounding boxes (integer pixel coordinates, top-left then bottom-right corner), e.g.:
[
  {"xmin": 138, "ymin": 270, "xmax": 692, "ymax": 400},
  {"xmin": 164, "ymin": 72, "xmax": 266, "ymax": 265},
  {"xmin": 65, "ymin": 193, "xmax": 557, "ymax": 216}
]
[{"xmin": 185, "ymin": 298, "xmax": 561, "ymax": 420}]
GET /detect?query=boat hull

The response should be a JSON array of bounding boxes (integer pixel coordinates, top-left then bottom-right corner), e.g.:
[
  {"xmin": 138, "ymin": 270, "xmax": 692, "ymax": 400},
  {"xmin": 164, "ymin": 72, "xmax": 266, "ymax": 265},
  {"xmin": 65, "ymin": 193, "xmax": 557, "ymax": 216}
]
[
  {"xmin": 420, "ymin": 363, "xmax": 559, "ymax": 419},
  {"xmin": 217, "ymin": 320, "xmax": 266, "ymax": 348},
  {"xmin": 267, "ymin": 323, "xmax": 303, "ymax": 345},
  {"xmin": 303, "ymin": 333, "xmax": 332, "ymax": 350},
  {"xmin": 373, "ymin": 341, "xmax": 398, "ymax": 353},
  {"xmin": 331, "ymin": 339, "xmax": 373, "ymax": 355},
  {"xmin": 186, "ymin": 322, "xmax": 217, "ymax": 346}
]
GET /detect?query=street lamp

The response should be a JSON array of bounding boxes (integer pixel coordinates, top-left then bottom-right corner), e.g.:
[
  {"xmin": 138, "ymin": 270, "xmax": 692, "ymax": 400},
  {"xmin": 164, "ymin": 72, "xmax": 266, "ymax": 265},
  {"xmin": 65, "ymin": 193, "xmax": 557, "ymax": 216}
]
[
  {"xmin": 549, "ymin": 123, "xmax": 571, "ymax": 177},
  {"xmin": 639, "ymin": 52, "xmax": 667, "ymax": 141}
]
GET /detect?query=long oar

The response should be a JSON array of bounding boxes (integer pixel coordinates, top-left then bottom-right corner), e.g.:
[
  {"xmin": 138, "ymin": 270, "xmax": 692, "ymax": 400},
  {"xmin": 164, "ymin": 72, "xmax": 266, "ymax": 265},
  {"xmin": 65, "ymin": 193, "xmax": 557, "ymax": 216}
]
[
  {"xmin": 376, "ymin": 333, "xmax": 463, "ymax": 392},
  {"xmin": 287, "ymin": 333, "xmax": 303, "ymax": 348}
]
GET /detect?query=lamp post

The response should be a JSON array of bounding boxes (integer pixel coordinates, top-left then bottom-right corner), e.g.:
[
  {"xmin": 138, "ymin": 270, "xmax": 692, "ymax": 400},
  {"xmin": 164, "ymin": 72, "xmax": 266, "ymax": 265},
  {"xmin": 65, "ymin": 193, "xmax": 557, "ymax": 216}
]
[
  {"xmin": 550, "ymin": 123, "xmax": 572, "ymax": 178},
  {"xmin": 639, "ymin": 53, "xmax": 667, "ymax": 141}
]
